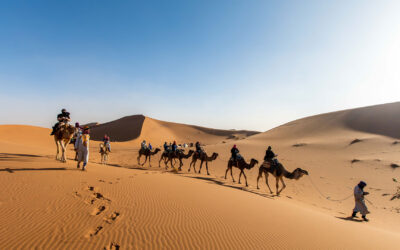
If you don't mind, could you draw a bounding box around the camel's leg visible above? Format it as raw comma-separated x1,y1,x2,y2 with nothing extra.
198,160,204,174
159,156,163,168
256,170,262,189
224,163,230,179
238,170,243,184
178,159,184,171
188,159,194,172
168,157,174,169
142,155,148,166
55,139,60,160
275,177,280,195
206,161,210,175
148,155,152,168
264,172,273,194
64,139,71,163
60,140,67,163
243,171,248,187
137,154,141,165
277,177,286,195
230,167,235,182
164,157,169,169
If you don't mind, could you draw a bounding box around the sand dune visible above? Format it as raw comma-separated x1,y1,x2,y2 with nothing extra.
1,102,400,249
89,115,259,145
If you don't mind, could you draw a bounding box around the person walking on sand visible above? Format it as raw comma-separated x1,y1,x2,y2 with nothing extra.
73,122,82,160
351,181,370,221
76,126,90,171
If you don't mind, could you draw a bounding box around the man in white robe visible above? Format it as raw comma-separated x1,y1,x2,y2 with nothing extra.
352,181,370,221
76,126,90,171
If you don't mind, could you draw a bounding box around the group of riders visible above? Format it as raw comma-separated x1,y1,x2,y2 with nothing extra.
140,138,280,167
231,144,279,166
52,109,281,169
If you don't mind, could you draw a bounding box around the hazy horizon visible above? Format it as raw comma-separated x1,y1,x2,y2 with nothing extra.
1,0,399,131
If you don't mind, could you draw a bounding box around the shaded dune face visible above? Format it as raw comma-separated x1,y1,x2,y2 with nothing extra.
89,115,146,141
344,102,400,139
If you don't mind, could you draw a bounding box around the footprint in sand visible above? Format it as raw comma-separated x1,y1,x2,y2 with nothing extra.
99,180,106,182
93,192,111,202
85,226,103,238
92,205,106,216
104,212,120,224
105,242,120,250
87,186,98,192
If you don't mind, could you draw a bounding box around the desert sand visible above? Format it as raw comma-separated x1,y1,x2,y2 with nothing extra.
1,102,400,249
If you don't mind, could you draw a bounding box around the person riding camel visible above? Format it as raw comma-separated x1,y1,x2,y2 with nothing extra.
141,140,147,150
231,145,239,164
148,143,153,151
172,141,178,153
195,141,203,156
264,146,278,166
51,108,71,135
163,142,169,152
103,134,111,152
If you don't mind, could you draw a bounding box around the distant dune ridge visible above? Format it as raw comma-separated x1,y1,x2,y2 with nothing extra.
260,101,400,139
88,115,259,144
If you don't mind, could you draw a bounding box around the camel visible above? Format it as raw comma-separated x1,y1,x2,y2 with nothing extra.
225,157,258,186
188,152,218,175
99,143,111,165
158,151,169,168
165,150,194,170
256,161,308,195
54,123,75,163
137,148,161,167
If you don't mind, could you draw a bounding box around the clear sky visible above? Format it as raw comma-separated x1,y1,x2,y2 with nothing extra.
1,0,399,131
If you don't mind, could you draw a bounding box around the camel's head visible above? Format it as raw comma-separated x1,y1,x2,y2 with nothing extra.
293,168,309,180
248,158,259,169
154,148,161,153
212,152,219,159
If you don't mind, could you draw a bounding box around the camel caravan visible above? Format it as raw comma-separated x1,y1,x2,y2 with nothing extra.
51,109,308,194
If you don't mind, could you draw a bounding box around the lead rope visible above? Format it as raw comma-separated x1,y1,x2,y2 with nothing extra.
307,175,353,202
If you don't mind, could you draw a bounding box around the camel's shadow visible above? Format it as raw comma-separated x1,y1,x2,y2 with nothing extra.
180,174,276,200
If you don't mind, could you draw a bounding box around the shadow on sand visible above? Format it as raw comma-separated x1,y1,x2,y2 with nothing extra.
0,168,68,173
335,216,364,223
0,153,43,161
178,174,276,200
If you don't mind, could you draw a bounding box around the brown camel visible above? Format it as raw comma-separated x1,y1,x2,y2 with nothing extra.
188,152,218,175
54,123,75,163
137,148,161,167
256,161,309,195
99,143,111,165
225,157,258,186
165,150,194,170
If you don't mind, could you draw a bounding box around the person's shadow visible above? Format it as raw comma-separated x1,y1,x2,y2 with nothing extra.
335,216,364,223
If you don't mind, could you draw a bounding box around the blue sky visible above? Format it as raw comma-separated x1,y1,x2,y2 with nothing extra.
0,0,399,131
